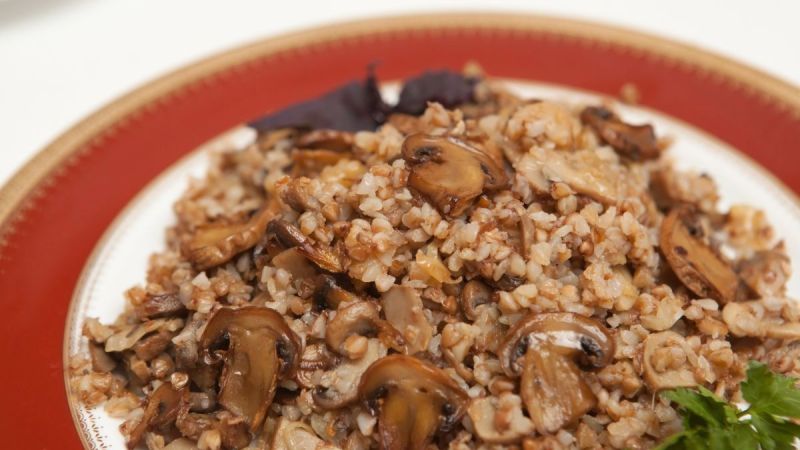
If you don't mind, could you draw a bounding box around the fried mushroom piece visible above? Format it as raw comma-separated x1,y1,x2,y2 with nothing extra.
722,300,800,340
268,219,345,273
198,307,301,431
187,207,276,270
660,206,742,303
642,331,698,391
738,246,791,298
126,383,187,449
402,133,509,217
580,106,660,161
135,293,186,319
358,355,469,450
460,280,494,320
498,312,614,435
380,285,433,355
325,301,404,359
296,129,355,152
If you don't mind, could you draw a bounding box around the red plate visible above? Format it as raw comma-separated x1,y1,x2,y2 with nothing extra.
1,14,799,449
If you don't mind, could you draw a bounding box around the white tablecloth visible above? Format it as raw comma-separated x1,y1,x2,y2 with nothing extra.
1,0,798,187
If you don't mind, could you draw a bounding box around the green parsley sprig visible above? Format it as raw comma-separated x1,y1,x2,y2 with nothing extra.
656,361,800,450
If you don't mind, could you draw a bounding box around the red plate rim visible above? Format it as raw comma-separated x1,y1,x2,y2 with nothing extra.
2,13,800,449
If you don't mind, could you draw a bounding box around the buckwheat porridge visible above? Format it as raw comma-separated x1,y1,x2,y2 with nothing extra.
68,68,800,450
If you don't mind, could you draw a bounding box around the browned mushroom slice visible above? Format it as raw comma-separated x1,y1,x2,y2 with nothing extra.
515,147,625,205
738,246,790,297
580,106,660,161
460,280,495,320
358,355,469,450
271,248,318,281
187,207,276,270
660,206,741,303
278,177,321,213
642,331,698,391
326,301,404,359
296,129,355,152
135,293,186,319
381,285,433,355
313,274,361,310
271,418,343,450
268,219,345,273
127,383,187,449
296,343,340,389
721,301,800,340
175,411,250,449
199,307,301,431
402,133,509,217
105,318,184,353
498,312,615,435
313,339,387,409
467,394,534,444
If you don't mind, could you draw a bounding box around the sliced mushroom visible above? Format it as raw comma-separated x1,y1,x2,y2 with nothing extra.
133,330,173,361
105,318,184,353
268,219,345,273
722,301,800,340
738,246,791,297
314,339,387,409
175,411,250,449
127,383,187,449
467,394,535,444
89,343,117,372
292,149,350,177
296,343,340,389
642,331,698,391
580,106,660,161
358,355,469,450
135,293,186,319
272,248,318,281
199,307,301,431
278,177,321,213
326,301,404,359
187,206,276,270
515,147,626,205
498,312,614,434
297,129,355,152
271,418,343,450
314,274,361,310
402,133,508,217
381,285,433,355
660,207,741,303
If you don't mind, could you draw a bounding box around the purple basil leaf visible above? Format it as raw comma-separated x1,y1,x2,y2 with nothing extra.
249,71,390,132
394,70,479,115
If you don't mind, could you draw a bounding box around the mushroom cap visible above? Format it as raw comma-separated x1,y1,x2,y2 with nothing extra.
498,312,615,377
358,355,468,450
199,307,301,431
402,133,508,217
659,206,741,304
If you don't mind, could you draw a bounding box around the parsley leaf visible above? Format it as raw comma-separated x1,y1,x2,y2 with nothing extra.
742,361,800,418
664,386,738,427
656,361,800,450
750,413,800,450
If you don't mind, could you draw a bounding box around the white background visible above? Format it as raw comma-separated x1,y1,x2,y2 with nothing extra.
1,0,799,188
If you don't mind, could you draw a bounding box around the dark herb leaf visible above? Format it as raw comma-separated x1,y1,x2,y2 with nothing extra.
394,70,478,115
742,361,800,418
249,71,389,132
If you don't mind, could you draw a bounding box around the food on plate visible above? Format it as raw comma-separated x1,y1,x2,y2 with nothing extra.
69,67,800,449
